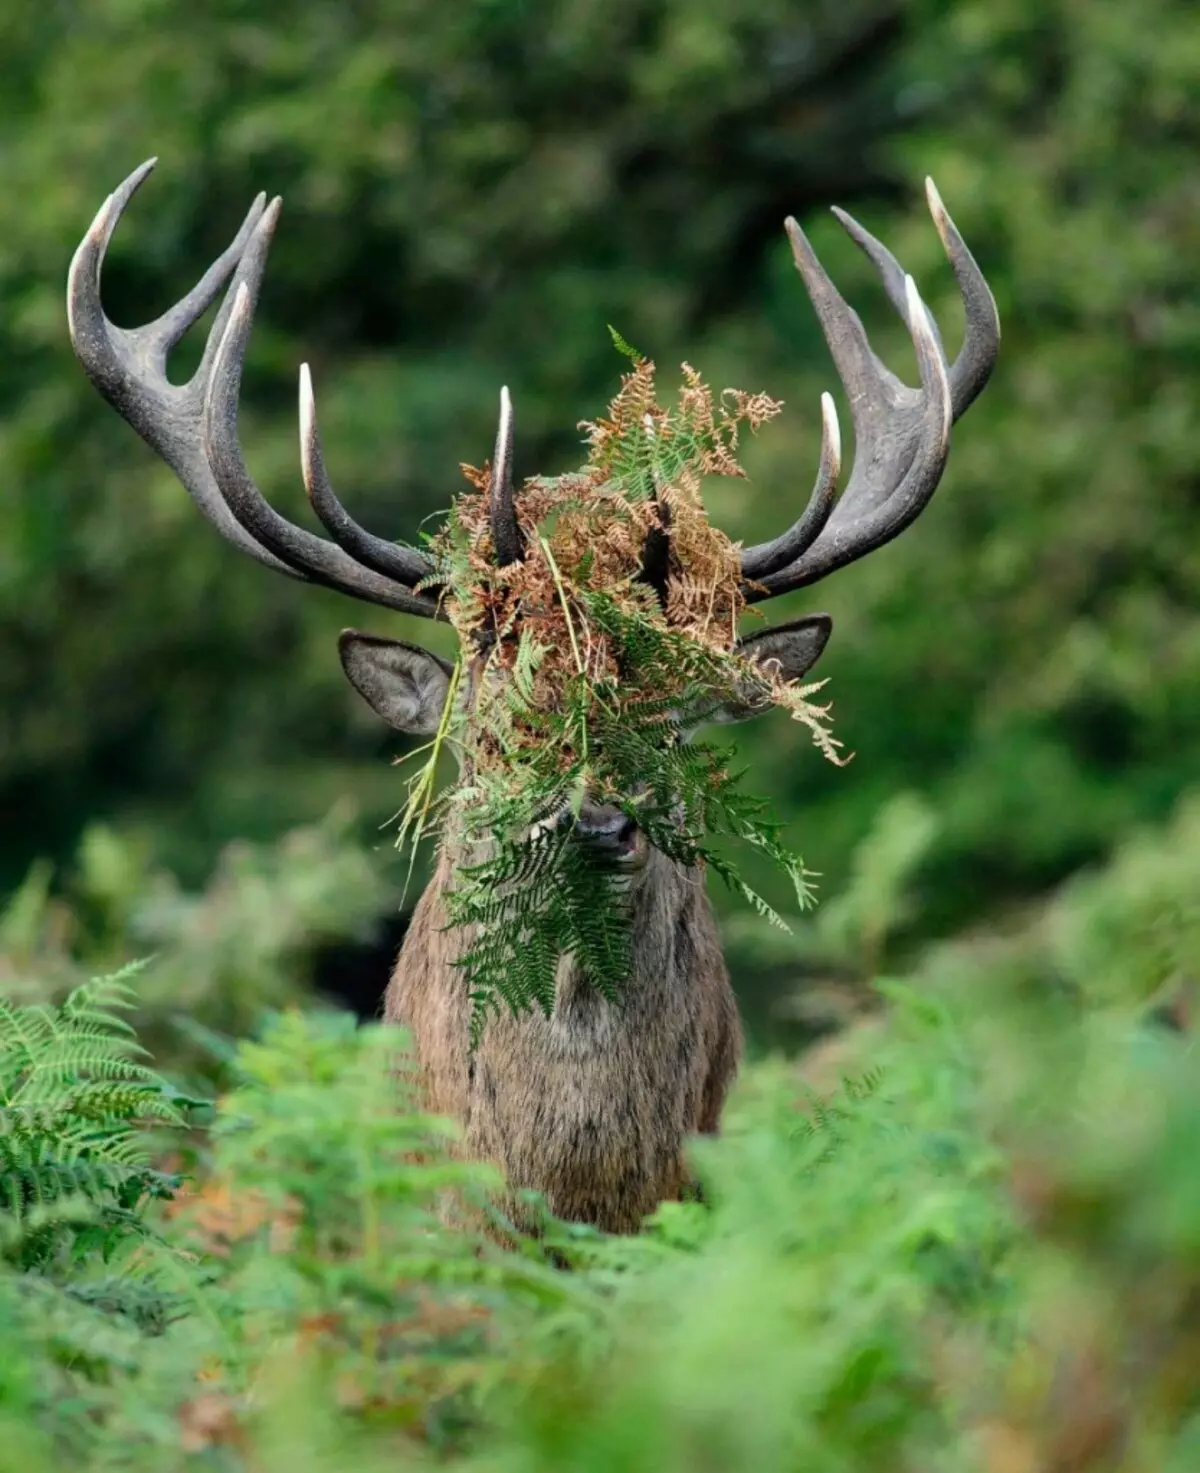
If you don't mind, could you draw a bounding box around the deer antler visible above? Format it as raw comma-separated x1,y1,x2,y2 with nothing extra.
489,386,525,567
740,180,999,600
70,164,996,624
68,159,444,618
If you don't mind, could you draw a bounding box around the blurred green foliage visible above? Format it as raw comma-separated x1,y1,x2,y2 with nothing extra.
2,0,1196,975
0,804,396,1072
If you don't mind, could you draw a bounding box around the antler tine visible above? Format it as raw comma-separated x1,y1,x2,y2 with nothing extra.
70,162,441,618
739,391,841,582
490,386,525,567
743,194,987,602
747,268,951,601
67,159,296,575
830,179,1000,419
299,364,440,590
639,503,672,603
636,413,672,603
924,178,1001,415
204,261,440,617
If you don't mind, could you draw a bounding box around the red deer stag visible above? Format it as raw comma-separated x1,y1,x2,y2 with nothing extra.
68,161,998,1233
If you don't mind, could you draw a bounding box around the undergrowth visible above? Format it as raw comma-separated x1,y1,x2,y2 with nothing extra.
2,793,1198,1470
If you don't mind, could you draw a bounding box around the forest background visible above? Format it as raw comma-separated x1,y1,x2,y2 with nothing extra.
2,0,1197,1045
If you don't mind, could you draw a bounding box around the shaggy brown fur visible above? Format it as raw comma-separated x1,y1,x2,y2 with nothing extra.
386,844,741,1235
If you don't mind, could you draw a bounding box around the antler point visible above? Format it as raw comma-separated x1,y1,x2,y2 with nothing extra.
298,364,316,444
819,391,843,469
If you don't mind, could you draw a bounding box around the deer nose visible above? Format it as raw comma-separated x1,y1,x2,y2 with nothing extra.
572,802,643,862
576,811,637,845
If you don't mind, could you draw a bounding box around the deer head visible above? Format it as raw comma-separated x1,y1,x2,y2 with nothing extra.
67,160,997,876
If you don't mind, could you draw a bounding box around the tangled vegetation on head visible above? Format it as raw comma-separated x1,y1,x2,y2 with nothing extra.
402,336,847,1044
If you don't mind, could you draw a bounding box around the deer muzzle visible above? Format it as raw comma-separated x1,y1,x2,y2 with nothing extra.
570,799,648,872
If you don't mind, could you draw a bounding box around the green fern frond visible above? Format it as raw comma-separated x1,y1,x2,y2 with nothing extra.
397,341,835,1043
0,966,190,1273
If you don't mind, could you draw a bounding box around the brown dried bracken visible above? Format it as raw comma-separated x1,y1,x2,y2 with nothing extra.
432,352,805,756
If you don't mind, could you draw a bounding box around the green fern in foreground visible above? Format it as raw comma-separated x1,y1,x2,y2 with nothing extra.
3,805,1200,1473
0,965,192,1272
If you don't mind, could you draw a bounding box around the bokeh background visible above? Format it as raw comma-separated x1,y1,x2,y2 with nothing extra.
2,0,1196,1050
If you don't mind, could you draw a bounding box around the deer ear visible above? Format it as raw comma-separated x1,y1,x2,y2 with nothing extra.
703,614,833,725
338,630,454,736
737,613,832,682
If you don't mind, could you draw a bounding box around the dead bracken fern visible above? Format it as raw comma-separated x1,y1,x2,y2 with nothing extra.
400,334,845,1043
